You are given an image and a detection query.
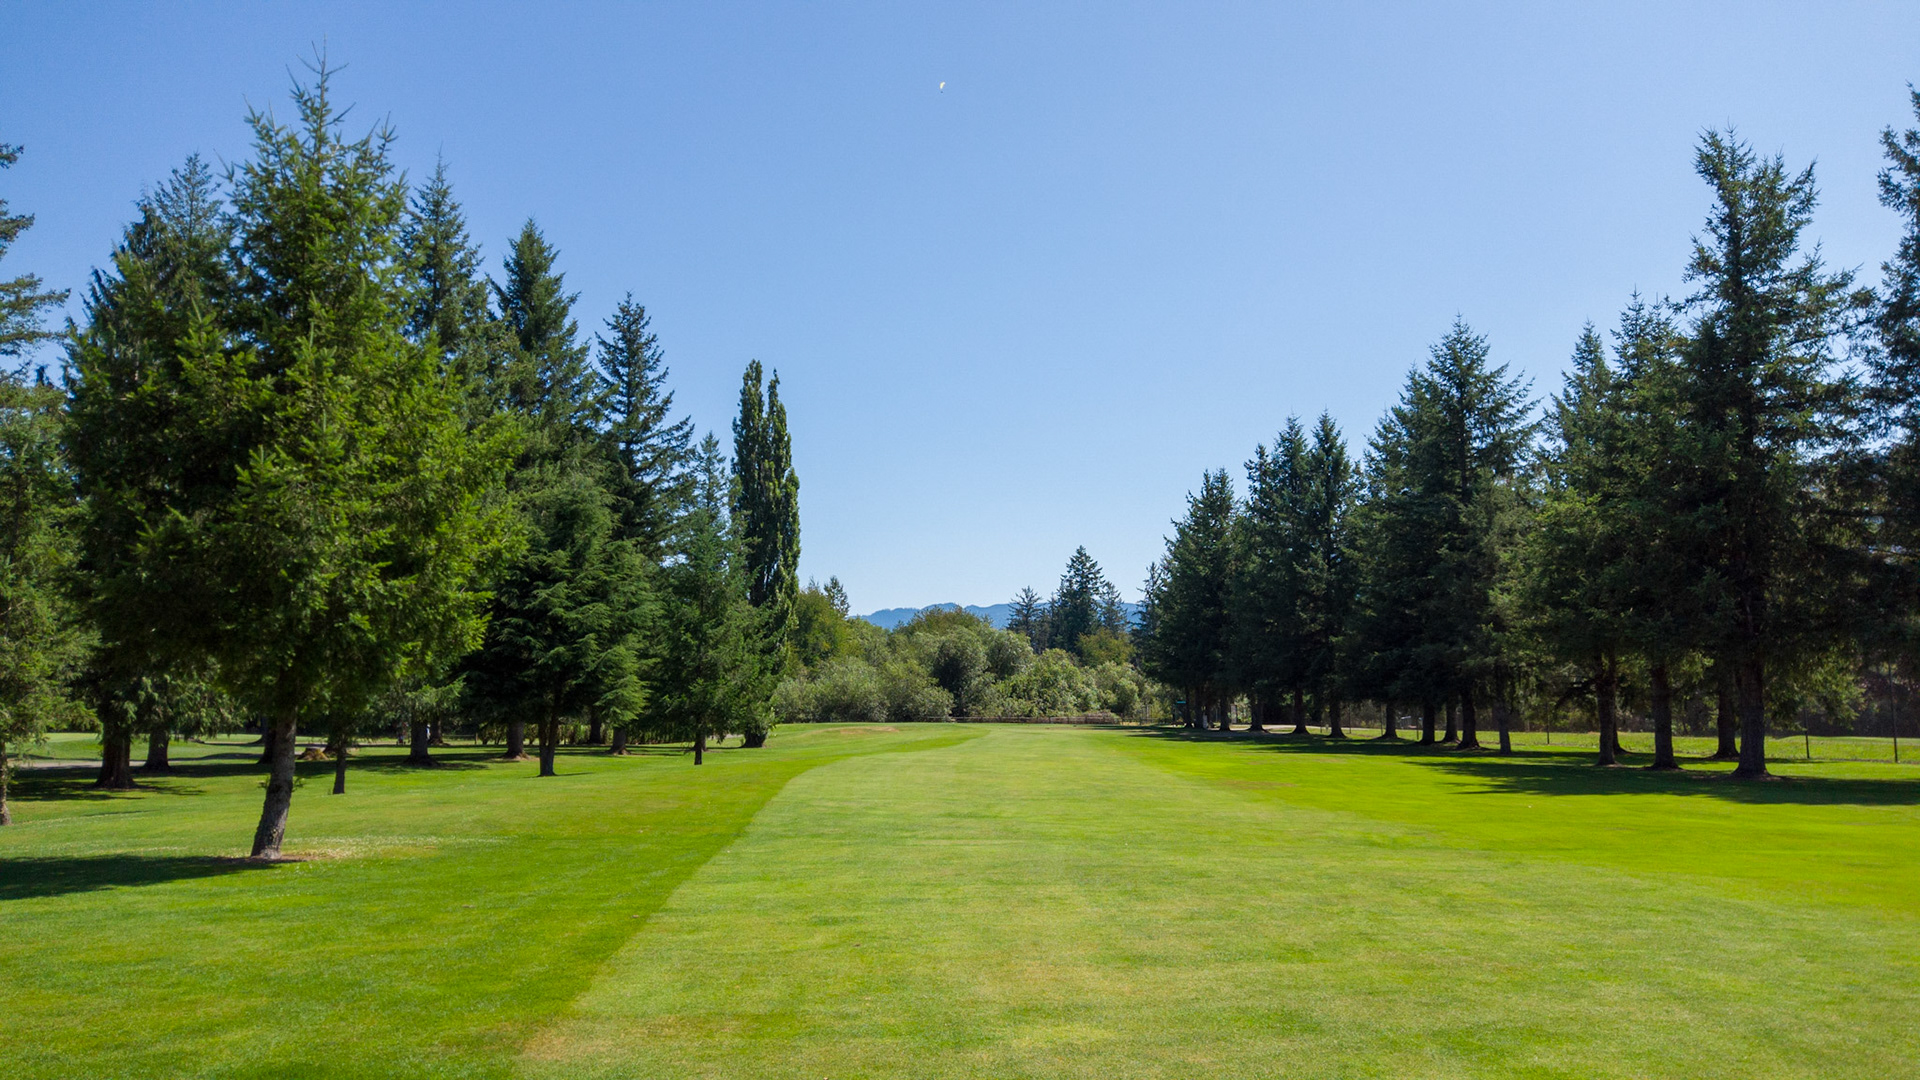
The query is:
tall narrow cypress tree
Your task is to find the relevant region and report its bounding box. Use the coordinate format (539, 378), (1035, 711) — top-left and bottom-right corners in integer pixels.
(731, 361), (800, 641)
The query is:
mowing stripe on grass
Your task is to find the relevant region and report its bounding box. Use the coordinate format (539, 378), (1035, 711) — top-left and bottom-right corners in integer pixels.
(520, 725), (1919, 1080)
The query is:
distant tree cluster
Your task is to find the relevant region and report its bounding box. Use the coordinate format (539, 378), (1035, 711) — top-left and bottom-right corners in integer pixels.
(0, 63), (799, 850)
(775, 549), (1154, 724)
(1141, 98), (1920, 777)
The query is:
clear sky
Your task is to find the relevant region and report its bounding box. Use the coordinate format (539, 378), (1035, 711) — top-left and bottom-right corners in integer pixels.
(4, 2), (1918, 613)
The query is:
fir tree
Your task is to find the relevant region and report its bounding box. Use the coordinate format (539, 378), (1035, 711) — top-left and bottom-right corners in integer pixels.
(401, 158), (487, 356)
(595, 294), (693, 556)
(0, 143), (69, 360)
(1007, 587), (1049, 652)
(68, 64), (517, 857)
(1677, 131), (1866, 778)
(1140, 472), (1237, 730)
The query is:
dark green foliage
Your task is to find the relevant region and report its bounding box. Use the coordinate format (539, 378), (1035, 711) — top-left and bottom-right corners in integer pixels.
(1007, 586), (1048, 652)
(401, 159), (488, 357)
(731, 361), (800, 641)
(1141, 471), (1237, 728)
(1870, 91), (1920, 654)
(652, 495), (774, 757)
(1677, 131), (1867, 776)
(0, 372), (88, 823)
(1047, 546), (1125, 659)
(595, 295), (693, 557)
(65, 66), (516, 856)
(0, 142), (69, 359)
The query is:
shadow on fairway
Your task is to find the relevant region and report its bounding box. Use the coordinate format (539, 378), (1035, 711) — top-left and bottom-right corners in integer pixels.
(0, 854), (277, 901)
(1119, 726), (1920, 806)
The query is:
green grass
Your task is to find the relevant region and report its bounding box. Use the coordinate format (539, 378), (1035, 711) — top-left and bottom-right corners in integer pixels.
(4, 725), (1916, 1078)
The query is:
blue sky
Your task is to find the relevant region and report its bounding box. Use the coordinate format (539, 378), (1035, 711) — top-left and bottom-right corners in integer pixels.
(5, 2), (1918, 612)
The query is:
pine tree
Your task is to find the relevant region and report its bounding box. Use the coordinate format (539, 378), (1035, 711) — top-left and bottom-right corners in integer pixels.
(1300, 413), (1358, 737)
(1870, 90), (1920, 675)
(68, 65), (517, 857)
(823, 575), (850, 617)
(1677, 131), (1866, 778)
(0, 143), (69, 359)
(1232, 421), (1311, 732)
(595, 294), (693, 556)
(655, 449), (774, 757)
(1140, 472), (1237, 730)
(401, 159), (487, 356)
(1008, 587), (1049, 651)
(494, 220), (594, 429)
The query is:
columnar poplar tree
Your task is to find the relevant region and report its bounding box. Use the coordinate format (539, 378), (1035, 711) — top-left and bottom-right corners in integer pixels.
(1677, 131), (1864, 778)
(732, 360), (800, 644)
(67, 66), (515, 858)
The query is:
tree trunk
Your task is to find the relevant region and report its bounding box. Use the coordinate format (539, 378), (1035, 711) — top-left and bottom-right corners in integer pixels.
(743, 729), (767, 748)
(608, 726), (629, 754)
(1457, 686), (1482, 750)
(96, 723), (135, 790)
(506, 718), (528, 761)
(587, 707), (604, 746)
(1596, 659), (1619, 766)
(1420, 702), (1437, 744)
(249, 711), (300, 860)
(1494, 697), (1512, 754)
(1711, 663), (1739, 760)
(1326, 697), (1346, 738)
(1380, 699), (1400, 740)
(257, 721), (277, 765)
(1732, 657), (1769, 779)
(1291, 688), (1309, 735)
(694, 730), (706, 765)
(1442, 699), (1457, 743)
(1, 742), (11, 826)
(142, 726), (172, 771)
(539, 701), (558, 777)
(331, 734), (349, 795)
(406, 718), (433, 765)
(1649, 662), (1678, 770)
(1247, 698), (1266, 733)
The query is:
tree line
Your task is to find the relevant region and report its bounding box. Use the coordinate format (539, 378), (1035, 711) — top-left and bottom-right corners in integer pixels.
(774, 547), (1152, 725)
(0, 64), (798, 854)
(1140, 95), (1920, 778)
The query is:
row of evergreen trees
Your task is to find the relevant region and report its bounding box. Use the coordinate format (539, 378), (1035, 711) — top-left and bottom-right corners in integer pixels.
(0, 65), (799, 854)
(1141, 99), (1920, 778)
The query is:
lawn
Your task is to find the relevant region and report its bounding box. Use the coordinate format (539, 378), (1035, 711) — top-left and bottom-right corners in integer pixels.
(3, 725), (1916, 1078)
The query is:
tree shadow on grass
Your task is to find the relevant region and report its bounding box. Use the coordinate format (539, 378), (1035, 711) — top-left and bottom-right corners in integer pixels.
(1118, 726), (1920, 806)
(0, 854), (277, 901)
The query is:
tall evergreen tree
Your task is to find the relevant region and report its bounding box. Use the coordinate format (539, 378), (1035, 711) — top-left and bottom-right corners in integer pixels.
(1300, 413), (1358, 737)
(1869, 90), (1920, 674)
(0, 143), (69, 359)
(1233, 422), (1311, 732)
(1141, 471), (1237, 729)
(1677, 131), (1865, 778)
(400, 158), (487, 357)
(67, 66), (516, 858)
(1048, 546), (1121, 659)
(1007, 586), (1049, 652)
(595, 294), (694, 556)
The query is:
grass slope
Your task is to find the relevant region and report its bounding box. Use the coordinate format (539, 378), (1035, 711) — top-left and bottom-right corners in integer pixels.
(4, 725), (1916, 1078)
(0, 726), (973, 1079)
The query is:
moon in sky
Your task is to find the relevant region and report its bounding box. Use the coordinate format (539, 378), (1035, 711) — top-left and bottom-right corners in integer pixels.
(939, 81), (945, 91)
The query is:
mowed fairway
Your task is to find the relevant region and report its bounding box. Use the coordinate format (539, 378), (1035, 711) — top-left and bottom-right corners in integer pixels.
(5, 726), (1919, 1079)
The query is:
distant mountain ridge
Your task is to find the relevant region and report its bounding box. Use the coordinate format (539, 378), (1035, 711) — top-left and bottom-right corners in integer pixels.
(856, 601), (1142, 631)
(857, 603), (1015, 630)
